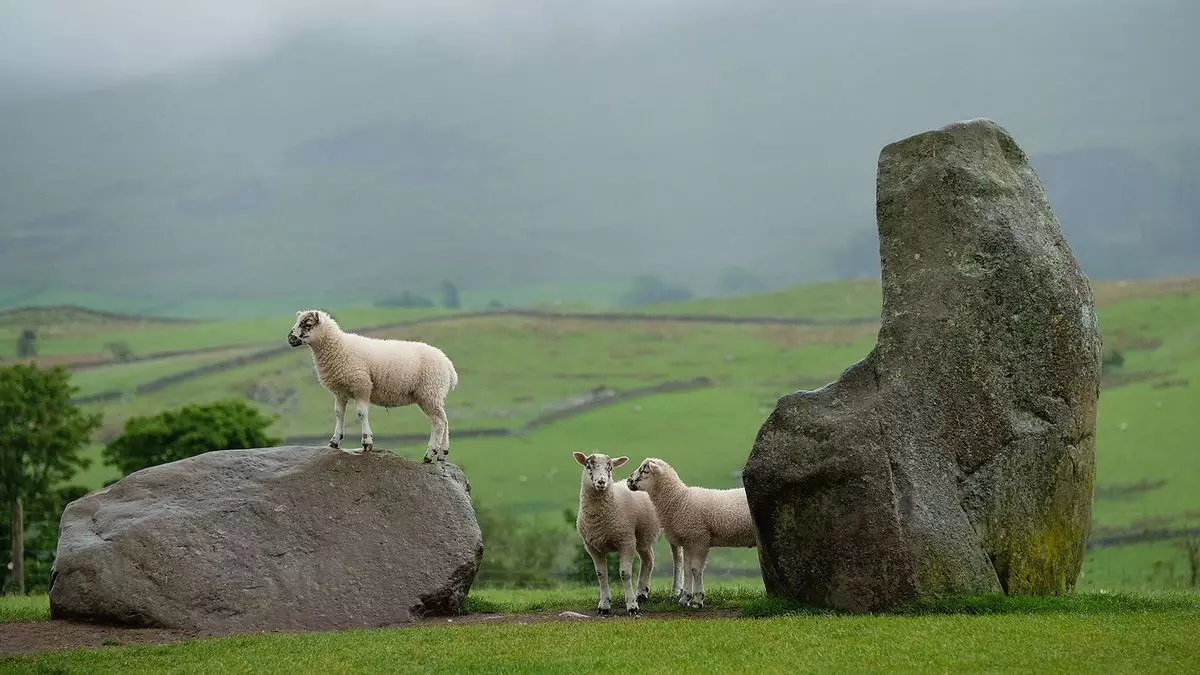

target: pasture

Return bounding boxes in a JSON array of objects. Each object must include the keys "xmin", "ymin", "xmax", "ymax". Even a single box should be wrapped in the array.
[
  {"xmin": 1, "ymin": 275, "xmax": 1198, "ymax": 666},
  {"xmin": 2, "ymin": 589, "xmax": 1199, "ymax": 671}
]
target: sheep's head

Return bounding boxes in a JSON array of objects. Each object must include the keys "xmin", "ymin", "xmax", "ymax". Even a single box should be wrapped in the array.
[
  {"xmin": 288, "ymin": 309, "xmax": 331, "ymax": 347},
  {"xmin": 573, "ymin": 451, "xmax": 627, "ymax": 493},
  {"xmin": 626, "ymin": 457, "xmax": 667, "ymax": 493}
]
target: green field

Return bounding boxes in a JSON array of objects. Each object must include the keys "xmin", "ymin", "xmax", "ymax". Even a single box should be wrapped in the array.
[
  {"xmin": 3, "ymin": 589, "xmax": 1198, "ymax": 672},
  {"xmin": 2, "ymin": 276, "xmax": 1199, "ymax": 587}
]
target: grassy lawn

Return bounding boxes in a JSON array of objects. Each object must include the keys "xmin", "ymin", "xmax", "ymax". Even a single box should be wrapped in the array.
[{"xmin": 2, "ymin": 591, "xmax": 1198, "ymax": 673}]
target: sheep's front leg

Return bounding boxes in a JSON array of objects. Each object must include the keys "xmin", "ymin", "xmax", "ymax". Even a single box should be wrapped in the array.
[
  {"xmin": 330, "ymin": 396, "xmax": 348, "ymax": 451},
  {"xmin": 687, "ymin": 543, "xmax": 711, "ymax": 609},
  {"xmin": 587, "ymin": 545, "xmax": 612, "ymax": 616},
  {"xmin": 678, "ymin": 546, "xmax": 694, "ymax": 606},
  {"xmin": 618, "ymin": 547, "xmax": 639, "ymax": 615},
  {"xmin": 355, "ymin": 400, "xmax": 374, "ymax": 453},
  {"xmin": 418, "ymin": 400, "xmax": 449, "ymax": 464},
  {"xmin": 671, "ymin": 544, "xmax": 685, "ymax": 600},
  {"xmin": 635, "ymin": 545, "xmax": 654, "ymax": 603}
]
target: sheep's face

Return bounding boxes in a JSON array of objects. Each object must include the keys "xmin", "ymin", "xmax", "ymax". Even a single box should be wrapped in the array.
[
  {"xmin": 288, "ymin": 309, "xmax": 327, "ymax": 347},
  {"xmin": 573, "ymin": 451, "xmax": 627, "ymax": 493},
  {"xmin": 626, "ymin": 458, "xmax": 665, "ymax": 493}
]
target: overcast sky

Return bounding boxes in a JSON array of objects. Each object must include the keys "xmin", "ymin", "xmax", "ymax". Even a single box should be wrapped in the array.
[{"xmin": 0, "ymin": 0, "xmax": 1106, "ymax": 102}]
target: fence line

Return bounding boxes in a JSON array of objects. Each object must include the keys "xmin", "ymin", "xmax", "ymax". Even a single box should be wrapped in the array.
[
  {"xmin": 67, "ymin": 308, "xmax": 876, "ymax": 404},
  {"xmin": 282, "ymin": 376, "xmax": 714, "ymax": 446}
]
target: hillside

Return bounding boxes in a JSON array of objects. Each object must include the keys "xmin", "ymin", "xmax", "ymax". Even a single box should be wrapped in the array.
[
  {"xmin": 1, "ymin": 1, "xmax": 1198, "ymax": 312},
  {"xmin": 4, "ymin": 275, "xmax": 1199, "ymax": 589}
]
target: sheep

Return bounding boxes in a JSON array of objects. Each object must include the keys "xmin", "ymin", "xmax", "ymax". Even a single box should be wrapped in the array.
[
  {"xmin": 573, "ymin": 451, "xmax": 680, "ymax": 616},
  {"xmin": 626, "ymin": 457, "xmax": 756, "ymax": 609},
  {"xmin": 287, "ymin": 309, "xmax": 458, "ymax": 463}
]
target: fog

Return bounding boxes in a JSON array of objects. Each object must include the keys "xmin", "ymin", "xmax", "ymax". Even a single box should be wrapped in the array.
[{"xmin": 0, "ymin": 0, "xmax": 1197, "ymax": 311}]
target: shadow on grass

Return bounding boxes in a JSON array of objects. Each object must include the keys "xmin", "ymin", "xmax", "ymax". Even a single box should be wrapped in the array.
[
  {"xmin": 465, "ymin": 585, "xmax": 764, "ymax": 615},
  {"xmin": 740, "ymin": 591, "xmax": 1200, "ymax": 619}
]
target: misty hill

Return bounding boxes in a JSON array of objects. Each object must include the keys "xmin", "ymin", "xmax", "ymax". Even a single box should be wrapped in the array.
[{"xmin": 1, "ymin": 0, "xmax": 1198, "ymax": 311}]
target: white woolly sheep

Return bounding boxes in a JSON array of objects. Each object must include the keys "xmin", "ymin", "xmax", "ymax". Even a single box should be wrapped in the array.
[
  {"xmin": 573, "ymin": 451, "xmax": 679, "ymax": 616},
  {"xmin": 626, "ymin": 457, "xmax": 756, "ymax": 609},
  {"xmin": 287, "ymin": 309, "xmax": 459, "ymax": 463}
]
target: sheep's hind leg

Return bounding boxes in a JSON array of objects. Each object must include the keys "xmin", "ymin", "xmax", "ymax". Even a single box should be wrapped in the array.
[
  {"xmin": 355, "ymin": 400, "xmax": 374, "ymax": 453},
  {"xmin": 418, "ymin": 400, "xmax": 449, "ymax": 464},
  {"xmin": 587, "ymin": 545, "xmax": 612, "ymax": 616},
  {"xmin": 330, "ymin": 396, "xmax": 348, "ymax": 451},
  {"xmin": 687, "ymin": 543, "xmax": 711, "ymax": 609}
]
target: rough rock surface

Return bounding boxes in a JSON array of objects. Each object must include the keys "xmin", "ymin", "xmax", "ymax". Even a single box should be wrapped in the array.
[
  {"xmin": 50, "ymin": 446, "xmax": 483, "ymax": 631},
  {"xmin": 743, "ymin": 119, "xmax": 1102, "ymax": 613}
]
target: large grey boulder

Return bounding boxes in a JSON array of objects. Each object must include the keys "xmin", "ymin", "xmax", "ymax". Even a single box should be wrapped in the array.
[
  {"xmin": 50, "ymin": 446, "xmax": 483, "ymax": 631},
  {"xmin": 743, "ymin": 119, "xmax": 1102, "ymax": 613}
]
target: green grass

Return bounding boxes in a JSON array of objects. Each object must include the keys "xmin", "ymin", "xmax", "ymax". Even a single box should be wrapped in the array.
[
  {"xmin": 0, "ymin": 595, "xmax": 49, "ymax": 623},
  {"xmin": 641, "ymin": 278, "xmax": 884, "ymax": 320},
  {"xmin": 68, "ymin": 348, "xmax": 263, "ymax": 398},
  {"xmin": 465, "ymin": 578, "xmax": 765, "ymax": 615},
  {"xmin": 3, "ymin": 594, "xmax": 1198, "ymax": 673}
]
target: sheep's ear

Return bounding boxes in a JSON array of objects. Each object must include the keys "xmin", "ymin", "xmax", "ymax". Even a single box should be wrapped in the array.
[
  {"xmin": 612, "ymin": 456, "xmax": 629, "ymax": 468},
  {"xmin": 573, "ymin": 451, "xmax": 588, "ymax": 466},
  {"xmin": 308, "ymin": 310, "xmax": 321, "ymax": 325},
  {"xmin": 296, "ymin": 311, "xmax": 304, "ymax": 318}
]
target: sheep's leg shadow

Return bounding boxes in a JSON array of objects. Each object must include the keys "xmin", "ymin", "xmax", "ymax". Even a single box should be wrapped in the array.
[
  {"xmin": 619, "ymin": 547, "xmax": 639, "ymax": 616},
  {"xmin": 587, "ymin": 546, "xmax": 612, "ymax": 616},
  {"xmin": 330, "ymin": 396, "xmax": 348, "ymax": 450},
  {"xmin": 635, "ymin": 545, "xmax": 654, "ymax": 603}
]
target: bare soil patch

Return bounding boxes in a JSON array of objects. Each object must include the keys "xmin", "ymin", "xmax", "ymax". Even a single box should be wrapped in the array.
[{"xmin": 0, "ymin": 609, "xmax": 740, "ymax": 655}]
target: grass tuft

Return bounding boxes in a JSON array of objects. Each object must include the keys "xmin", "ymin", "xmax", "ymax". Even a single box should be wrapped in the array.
[{"xmin": 0, "ymin": 594, "xmax": 50, "ymax": 623}]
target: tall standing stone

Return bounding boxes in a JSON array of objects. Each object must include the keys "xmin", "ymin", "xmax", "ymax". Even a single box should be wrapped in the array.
[{"xmin": 743, "ymin": 119, "xmax": 1102, "ymax": 612}]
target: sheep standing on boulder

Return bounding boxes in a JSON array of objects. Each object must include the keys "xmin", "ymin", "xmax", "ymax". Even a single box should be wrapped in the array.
[
  {"xmin": 573, "ymin": 451, "xmax": 670, "ymax": 616},
  {"xmin": 627, "ymin": 457, "xmax": 756, "ymax": 609},
  {"xmin": 287, "ymin": 309, "xmax": 458, "ymax": 462}
]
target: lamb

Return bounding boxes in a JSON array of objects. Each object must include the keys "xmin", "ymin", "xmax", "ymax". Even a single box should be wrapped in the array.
[
  {"xmin": 626, "ymin": 457, "xmax": 757, "ymax": 609},
  {"xmin": 287, "ymin": 309, "xmax": 459, "ymax": 463},
  {"xmin": 573, "ymin": 451, "xmax": 681, "ymax": 616}
]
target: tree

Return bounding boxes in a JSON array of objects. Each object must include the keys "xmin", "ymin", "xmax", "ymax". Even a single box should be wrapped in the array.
[
  {"xmin": 718, "ymin": 266, "xmax": 767, "ymax": 296},
  {"xmin": 440, "ymin": 279, "xmax": 461, "ymax": 309},
  {"xmin": 618, "ymin": 274, "xmax": 694, "ymax": 307},
  {"xmin": 105, "ymin": 341, "xmax": 134, "ymax": 362},
  {"xmin": 16, "ymin": 330, "xmax": 37, "ymax": 359},
  {"xmin": 102, "ymin": 399, "xmax": 281, "ymax": 476},
  {"xmin": 0, "ymin": 364, "xmax": 101, "ymax": 594},
  {"xmin": 0, "ymin": 483, "xmax": 88, "ymax": 593},
  {"xmin": 374, "ymin": 291, "xmax": 435, "ymax": 308}
]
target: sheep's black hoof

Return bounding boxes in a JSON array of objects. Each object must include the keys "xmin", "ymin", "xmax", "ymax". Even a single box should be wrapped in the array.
[
  {"xmin": 627, "ymin": 607, "xmax": 640, "ymax": 617},
  {"xmin": 597, "ymin": 607, "xmax": 611, "ymax": 617}
]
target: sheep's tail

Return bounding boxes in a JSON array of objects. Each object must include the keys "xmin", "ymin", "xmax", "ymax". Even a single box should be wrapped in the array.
[{"xmin": 448, "ymin": 360, "xmax": 459, "ymax": 392}]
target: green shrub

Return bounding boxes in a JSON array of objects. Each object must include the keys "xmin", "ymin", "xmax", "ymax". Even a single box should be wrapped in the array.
[{"xmin": 103, "ymin": 399, "xmax": 280, "ymax": 476}]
